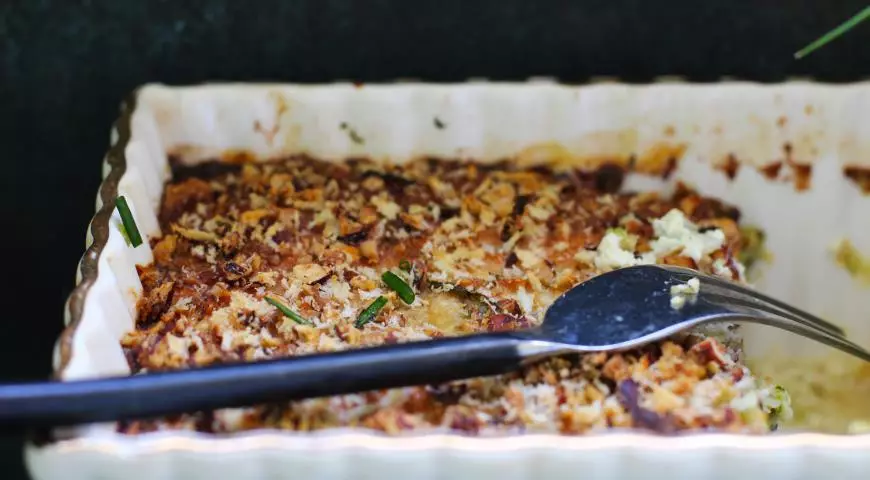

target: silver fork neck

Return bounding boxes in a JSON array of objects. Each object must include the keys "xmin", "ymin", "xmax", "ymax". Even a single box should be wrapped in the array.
[{"xmin": 515, "ymin": 340, "xmax": 589, "ymax": 365}]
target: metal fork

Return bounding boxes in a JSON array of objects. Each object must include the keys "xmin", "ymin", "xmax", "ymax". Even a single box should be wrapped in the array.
[
  {"xmin": 1, "ymin": 264, "xmax": 867, "ymax": 429},
  {"xmin": 529, "ymin": 264, "xmax": 869, "ymax": 361}
]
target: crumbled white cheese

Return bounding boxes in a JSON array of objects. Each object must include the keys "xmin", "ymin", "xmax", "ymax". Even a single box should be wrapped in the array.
[
  {"xmin": 502, "ymin": 231, "xmax": 522, "ymax": 253},
  {"xmin": 516, "ymin": 287, "xmax": 535, "ymax": 314},
  {"xmin": 427, "ymin": 270, "xmax": 448, "ymax": 282},
  {"xmin": 216, "ymin": 408, "xmax": 247, "ymax": 429},
  {"xmin": 733, "ymin": 261, "xmax": 746, "ymax": 281},
  {"xmin": 359, "ymin": 288, "xmax": 385, "ymax": 300},
  {"xmin": 165, "ymin": 334, "xmax": 191, "ymax": 357},
  {"xmin": 333, "ymin": 303, "xmax": 353, "ymax": 320},
  {"xmin": 263, "ymin": 222, "xmax": 283, "ymax": 250},
  {"xmin": 251, "ymin": 271, "xmax": 279, "ymax": 288},
  {"xmin": 594, "ymin": 231, "xmax": 642, "ymax": 270},
  {"xmin": 573, "ymin": 249, "xmax": 597, "ymax": 265},
  {"xmin": 520, "ymin": 383, "xmax": 559, "ymax": 426},
  {"xmin": 527, "ymin": 271, "xmax": 543, "ymax": 292},
  {"xmin": 189, "ymin": 331, "xmax": 206, "ymax": 353},
  {"xmin": 251, "ymin": 347, "xmax": 270, "ymax": 360},
  {"xmin": 515, "ymin": 248, "xmax": 542, "ymax": 268},
  {"xmin": 587, "ymin": 210, "xmax": 727, "ymax": 272},
  {"xmin": 308, "ymin": 208, "xmax": 335, "ymax": 229},
  {"xmin": 174, "ymin": 297, "xmax": 193, "ymax": 310},
  {"xmin": 526, "ymin": 204, "xmax": 553, "ymax": 221},
  {"xmin": 321, "ymin": 277, "xmax": 352, "ymax": 302},
  {"xmin": 730, "ymin": 391, "xmax": 759, "ymax": 412},
  {"xmin": 372, "ymin": 195, "xmax": 401, "ymax": 220},
  {"xmin": 395, "ymin": 329, "xmax": 432, "ymax": 342},
  {"xmin": 712, "ymin": 258, "xmax": 732, "ymax": 278},
  {"xmin": 670, "ymin": 277, "xmax": 700, "ymax": 310},
  {"xmin": 204, "ymin": 245, "xmax": 219, "ymax": 264},
  {"xmin": 687, "ymin": 378, "xmax": 722, "ymax": 415},
  {"xmin": 671, "ymin": 277, "xmax": 700, "ymax": 296},
  {"xmin": 356, "ymin": 267, "xmax": 380, "ymax": 281},
  {"xmin": 563, "ymin": 401, "xmax": 603, "ymax": 424},
  {"xmin": 318, "ymin": 334, "xmax": 343, "ymax": 351},
  {"xmin": 230, "ymin": 291, "xmax": 274, "ymax": 317},
  {"xmin": 650, "ymin": 209, "xmax": 726, "ymax": 262}
]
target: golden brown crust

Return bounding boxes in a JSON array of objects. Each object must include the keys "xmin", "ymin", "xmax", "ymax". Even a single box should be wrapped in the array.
[{"xmin": 120, "ymin": 157, "xmax": 775, "ymax": 435}]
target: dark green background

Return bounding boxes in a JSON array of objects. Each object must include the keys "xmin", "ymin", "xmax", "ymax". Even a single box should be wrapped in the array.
[{"xmin": 2, "ymin": 1, "xmax": 868, "ymax": 477}]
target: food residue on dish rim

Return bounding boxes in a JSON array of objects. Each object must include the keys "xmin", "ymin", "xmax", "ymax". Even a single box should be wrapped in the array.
[
  {"xmin": 843, "ymin": 165, "xmax": 870, "ymax": 195},
  {"xmin": 728, "ymin": 143, "xmax": 817, "ymax": 192},
  {"xmin": 758, "ymin": 161, "xmax": 784, "ymax": 181},
  {"xmin": 831, "ymin": 238, "xmax": 870, "ymax": 285},
  {"xmin": 783, "ymin": 143, "xmax": 813, "ymax": 192},
  {"xmin": 715, "ymin": 154, "xmax": 741, "ymax": 181}
]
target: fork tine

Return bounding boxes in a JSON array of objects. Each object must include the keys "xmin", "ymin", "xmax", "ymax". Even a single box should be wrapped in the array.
[
  {"xmin": 702, "ymin": 294, "xmax": 870, "ymax": 362},
  {"xmin": 698, "ymin": 273, "xmax": 845, "ymax": 336},
  {"xmin": 702, "ymin": 290, "xmax": 863, "ymax": 349},
  {"xmin": 660, "ymin": 265, "xmax": 845, "ymax": 337},
  {"xmin": 700, "ymin": 283, "xmax": 851, "ymax": 341}
]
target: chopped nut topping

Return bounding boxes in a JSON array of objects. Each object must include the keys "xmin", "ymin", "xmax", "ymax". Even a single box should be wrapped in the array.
[
  {"xmin": 172, "ymin": 225, "xmax": 218, "ymax": 243},
  {"xmin": 372, "ymin": 194, "xmax": 401, "ymax": 220},
  {"xmin": 240, "ymin": 208, "xmax": 273, "ymax": 226},
  {"xmin": 292, "ymin": 263, "xmax": 331, "ymax": 285},
  {"xmin": 152, "ymin": 234, "xmax": 177, "ymax": 262},
  {"xmin": 123, "ymin": 157, "xmax": 781, "ymax": 436}
]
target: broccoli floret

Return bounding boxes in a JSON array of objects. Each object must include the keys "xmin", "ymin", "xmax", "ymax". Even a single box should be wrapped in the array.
[
  {"xmin": 738, "ymin": 225, "xmax": 770, "ymax": 270},
  {"xmin": 761, "ymin": 384, "xmax": 793, "ymax": 430}
]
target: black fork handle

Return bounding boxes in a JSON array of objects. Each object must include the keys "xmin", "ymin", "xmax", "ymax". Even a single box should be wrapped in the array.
[{"xmin": 0, "ymin": 333, "xmax": 525, "ymax": 430}]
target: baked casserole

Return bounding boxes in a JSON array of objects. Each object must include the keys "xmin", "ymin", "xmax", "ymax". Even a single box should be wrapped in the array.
[{"xmin": 120, "ymin": 156, "xmax": 791, "ymax": 435}]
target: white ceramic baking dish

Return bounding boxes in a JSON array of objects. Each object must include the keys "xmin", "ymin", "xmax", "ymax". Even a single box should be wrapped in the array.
[{"xmin": 27, "ymin": 82, "xmax": 870, "ymax": 479}]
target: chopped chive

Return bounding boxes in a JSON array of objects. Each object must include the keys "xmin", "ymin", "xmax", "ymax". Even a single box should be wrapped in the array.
[
  {"xmin": 264, "ymin": 296, "xmax": 313, "ymax": 326},
  {"xmin": 339, "ymin": 122, "xmax": 365, "ymax": 144},
  {"xmin": 381, "ymin": 271, "xmax": 415, "ymax": 304},
  {"xmin": 794, "ymin": 6, "xmax": 870, "ymax": 59},
  {"xmin": 399, "ymin": 259, "xmax": 412, "ymax": 273},
  {"xmin": 115, "ymin": 196, "xmax": 143, "ymax": 247},
  {"xmin": 116, "ymin": 221, "xmax": 131, "ymax": 246},
  {"xmin": 355, "ymin": 296, "xmax": 388, "ymax": 328}
]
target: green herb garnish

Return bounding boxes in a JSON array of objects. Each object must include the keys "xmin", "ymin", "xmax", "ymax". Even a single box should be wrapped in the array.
[
  {"xmin": 115, "ymin": 196, "xmax": 143, "ymax": 247},
  {"xmin": 832, "ymin": 238, "xmax": 870, "ymax": 285},
  {"xmin": 355, "ymin": 296, "xmax": 388, "ymax": 328},
  {"xmin": 398, "ymin": 259, "xmax": 412, "ymax": 273},
  {"xmin": 762, "ymin": 384, "xmax": 794, "ymax": 430},
  {"xmin": 738, "ymin": 225, "xmax": 770, "ymax": 271},
  {"xmin": 339, "ymin": 122, "xmax": 365, "ymax": 144},
  {"xmin": 264, "ymin": 296, "xmax": 313, "ymax": 326},
  {"xmin": 381, "ymin": 271, "xmax": 415, "ymax": 304},
  {"xmin": 794, "ymin": 6, "xmax": 870, "ymax": 59}
]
